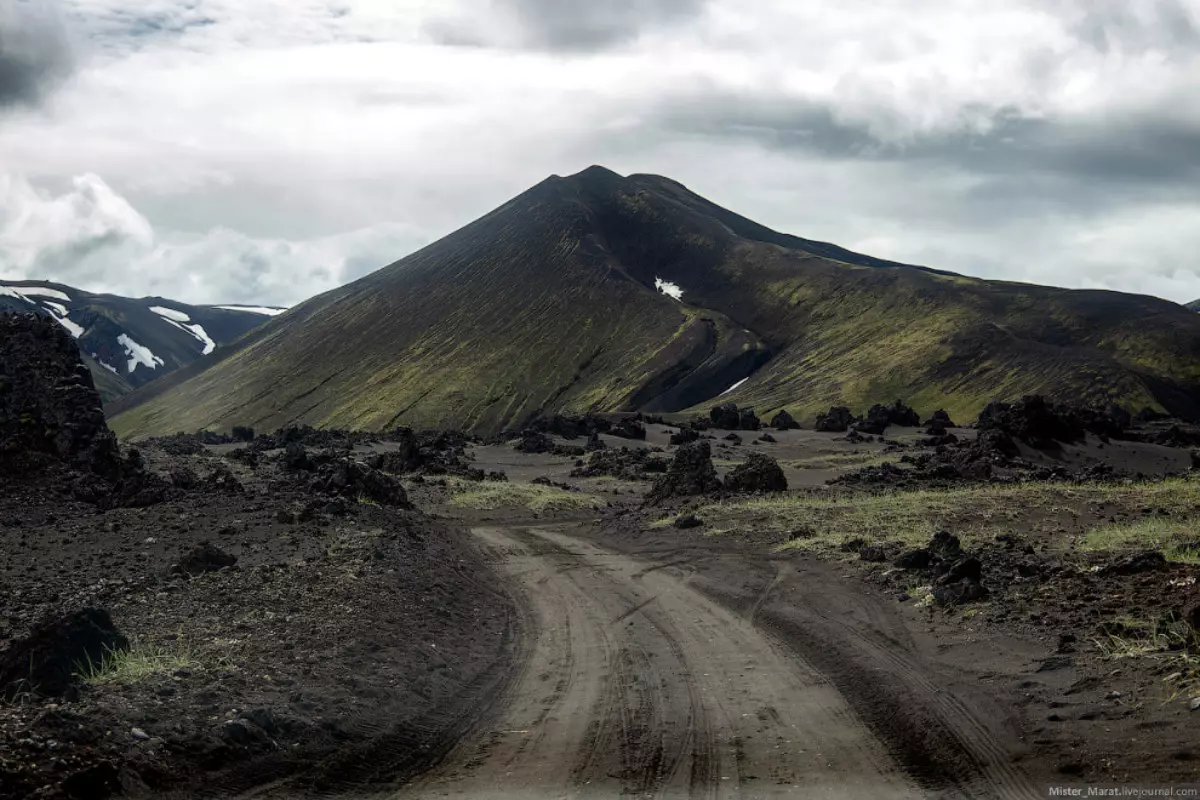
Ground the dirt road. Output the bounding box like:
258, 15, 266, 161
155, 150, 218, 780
398, 524, 923, 798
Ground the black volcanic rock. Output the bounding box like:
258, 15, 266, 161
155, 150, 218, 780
770, 410, 800, 430
815, 407, 856, 433
0, 313, 121, 479
647, 441, 721, 502
0, 608, 127, 699
724, 453, 788, 493
977, 396, 1085, 447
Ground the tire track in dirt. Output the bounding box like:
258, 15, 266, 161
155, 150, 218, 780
396, 525, 919, 799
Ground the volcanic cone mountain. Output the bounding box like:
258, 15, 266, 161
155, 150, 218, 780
110, 166, 1200, 436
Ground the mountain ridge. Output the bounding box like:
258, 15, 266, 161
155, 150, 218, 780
108, 167, 1200, 437
0, 280, 283, 402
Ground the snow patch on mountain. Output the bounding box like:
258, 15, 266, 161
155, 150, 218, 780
149, 305, 191, 322
117, 334, 164, 374
720, 377, 749, 396
159, 316, 216, 355
15, 286, 71, 302
50, 312, 84, 339
214, 305, 286, 316
0, 285, 34, 303
655, 278, 683, 301
93, 355, 119, 375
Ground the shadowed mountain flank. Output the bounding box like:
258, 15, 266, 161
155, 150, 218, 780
109, 166, 1200, 436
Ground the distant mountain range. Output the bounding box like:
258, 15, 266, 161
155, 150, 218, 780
108, 166, 1200, 437
0, 280, 284, 402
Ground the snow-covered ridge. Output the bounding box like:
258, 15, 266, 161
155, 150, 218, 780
117, 334, 164, 374
150, 306, 216, 355
1, 284, 83, 338
1, 285, 71, 302
655, 277, 684, 301
214, 305, 286, 316
149, 305, 191, 322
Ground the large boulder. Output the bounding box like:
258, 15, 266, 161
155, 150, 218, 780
814, 406, 856, 433
769, 410, 800, 431
709, 403, 742, 430
647, 441, 722, 502
670, 426, 700, 445
0, 609, 127, 699
856, 400, 920, 435
610, 418, 647, 441
0, 313, 121, 480
724, 453, 788, 493
925, 409, 956, 428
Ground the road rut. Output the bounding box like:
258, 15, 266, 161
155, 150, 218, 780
397, 525, 920, 799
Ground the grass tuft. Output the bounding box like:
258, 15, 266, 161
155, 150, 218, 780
77, 642, 195, 686
1082, 517, 1200, 563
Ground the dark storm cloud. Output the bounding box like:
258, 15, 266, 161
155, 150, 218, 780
0, 3, 73, 106
650, 88, 1200, 216
430, 0, 710, 51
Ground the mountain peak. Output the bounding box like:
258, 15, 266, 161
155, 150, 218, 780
109, 171, 1200, 437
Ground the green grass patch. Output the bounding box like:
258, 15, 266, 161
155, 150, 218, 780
683, 476, 1200, 556
78, 642, 195, 686
450, 481, 604, 513
1081, 517, 1200, 563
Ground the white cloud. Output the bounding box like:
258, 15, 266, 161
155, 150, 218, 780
0, 173, 427, 304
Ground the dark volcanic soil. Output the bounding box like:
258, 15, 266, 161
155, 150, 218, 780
0, 449, 518, 800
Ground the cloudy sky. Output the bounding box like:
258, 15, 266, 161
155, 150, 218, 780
1, 0, 1199, 306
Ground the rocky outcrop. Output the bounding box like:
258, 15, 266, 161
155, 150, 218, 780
814, 406, 856, 433
724, 453, 788, 493
647, 441, 722, 502
0, 314, 121, 480
769, 410, 800, 431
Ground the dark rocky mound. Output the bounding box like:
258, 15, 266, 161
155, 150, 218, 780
724, 453, 788, 493
709, 403, 760, 431
647, 441, 722, 502
1142, 424, 1200, 449
522, 412, 612, 440
893, 532, 989, 606
0, 608, 127, 699
769, 410, 800, 431
834, 429, 1020, 487
855, 400, 920, 435
570, 447, 669, 480
610, 418, 647, 440
0, 313, 121, 480
670, 427, 700, 445
977, 395, 1085, 447
814, 406, 856, 433
312, 459, 411, 507
515, 431, 554, 453
925, 409, 956, 428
